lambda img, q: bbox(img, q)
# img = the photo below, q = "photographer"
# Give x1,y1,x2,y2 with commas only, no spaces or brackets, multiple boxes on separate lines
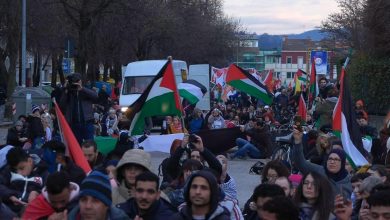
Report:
59,73,98,144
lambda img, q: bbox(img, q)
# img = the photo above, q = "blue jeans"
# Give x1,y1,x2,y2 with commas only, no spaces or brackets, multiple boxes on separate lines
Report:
233,138,261,158
72,122,94,144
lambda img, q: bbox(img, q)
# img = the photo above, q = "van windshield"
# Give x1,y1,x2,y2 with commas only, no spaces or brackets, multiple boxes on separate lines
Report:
122,76,154,95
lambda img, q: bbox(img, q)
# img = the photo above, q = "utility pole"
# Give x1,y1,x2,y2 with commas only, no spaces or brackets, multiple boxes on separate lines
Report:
21,0,26,87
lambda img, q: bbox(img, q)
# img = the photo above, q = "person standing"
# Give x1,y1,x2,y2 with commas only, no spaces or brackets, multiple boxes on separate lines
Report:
59,73,98,144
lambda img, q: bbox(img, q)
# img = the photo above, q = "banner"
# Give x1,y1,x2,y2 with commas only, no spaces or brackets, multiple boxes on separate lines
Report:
310,50,328,76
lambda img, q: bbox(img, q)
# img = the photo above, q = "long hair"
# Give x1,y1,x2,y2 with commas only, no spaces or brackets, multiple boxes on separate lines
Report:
294,171,334,220
261,160,290,183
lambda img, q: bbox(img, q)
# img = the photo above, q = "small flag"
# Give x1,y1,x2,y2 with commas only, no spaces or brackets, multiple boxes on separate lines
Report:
263,69,274,92
226,64,273,105
298,94,307,122
178,79,207,104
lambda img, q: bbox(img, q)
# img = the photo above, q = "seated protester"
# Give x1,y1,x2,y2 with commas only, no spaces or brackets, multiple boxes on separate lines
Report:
292,127,353,200
101,108,119,136
23,171,79,219
208,108,226,129
350,173,371,220
117,172,177,219
0,147,48,213
217,154,238,201
169,116,188,134
165,135,223,187
113,149,152,205
274,176,293,198
81,140,105,169
171,170,230,220
243,184,285,220
189,108,205,133
229,119,273,160
367,164,389,184
68,171,129,220
27,104,45,149
6,120,29,148
261,160,290,184
259,196,299,220
357,112,378,139
43,140,86,185
164,159,204,208
367,188,390,220
293,171,336,220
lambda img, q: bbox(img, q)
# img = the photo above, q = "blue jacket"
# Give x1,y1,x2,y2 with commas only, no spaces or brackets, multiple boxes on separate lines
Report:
117,198,177,220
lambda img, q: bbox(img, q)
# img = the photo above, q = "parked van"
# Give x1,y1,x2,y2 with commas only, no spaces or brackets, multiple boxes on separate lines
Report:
120,60,188,112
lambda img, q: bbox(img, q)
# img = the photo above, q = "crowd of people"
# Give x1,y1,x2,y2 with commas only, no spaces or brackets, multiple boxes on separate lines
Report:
0,73,390,220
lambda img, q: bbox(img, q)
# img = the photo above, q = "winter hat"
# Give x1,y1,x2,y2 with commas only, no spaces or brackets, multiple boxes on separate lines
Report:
32,104,40,113
288,174,303,187
359,176,382,194
79,171,112,207
15,120,23,126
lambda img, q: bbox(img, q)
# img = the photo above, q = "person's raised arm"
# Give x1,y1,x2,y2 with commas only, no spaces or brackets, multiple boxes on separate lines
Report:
292,126,324,175
192,135,222,175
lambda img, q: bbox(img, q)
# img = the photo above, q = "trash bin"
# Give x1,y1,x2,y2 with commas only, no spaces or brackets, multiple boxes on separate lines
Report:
11,87,51,120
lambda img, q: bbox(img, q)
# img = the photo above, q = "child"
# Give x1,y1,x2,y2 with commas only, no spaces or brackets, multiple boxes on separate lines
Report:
0,148,48,213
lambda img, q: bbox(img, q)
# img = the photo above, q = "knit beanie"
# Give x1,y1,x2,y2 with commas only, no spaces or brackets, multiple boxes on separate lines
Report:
32,104,40,113
79,171,112,207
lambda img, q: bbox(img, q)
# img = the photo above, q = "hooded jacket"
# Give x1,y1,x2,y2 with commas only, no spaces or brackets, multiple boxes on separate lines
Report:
22,182,79,220
112,149,151,205
171,170,230,220
116,197,177,220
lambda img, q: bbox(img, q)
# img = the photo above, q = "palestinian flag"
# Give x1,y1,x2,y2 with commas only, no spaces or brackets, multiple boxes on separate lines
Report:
178,79,207,104
226,64,273,105
263,69,274,92
333,67,369,166
54,102,91,173
298,94,307,122
294,69,307,94
296,69,308,82
128,60,182,135
309,58,317,108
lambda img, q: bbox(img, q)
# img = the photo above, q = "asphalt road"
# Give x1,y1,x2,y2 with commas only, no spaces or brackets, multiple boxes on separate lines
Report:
0,125,259,208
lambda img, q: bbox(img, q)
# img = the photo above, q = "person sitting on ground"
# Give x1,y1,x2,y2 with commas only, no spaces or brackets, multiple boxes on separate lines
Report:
112,149,152,205
41,140,86,185
293,171,336,220
243,184,286,220
261,160,291,184
208,108,226,129
367,188,390,220
22,171,80,219
0,147,48,213
68,171,129,220
27,104,45,149
169,116,188,134
117,171,177,219
229,119,272,160
81,140,105,169
171,170,230,220
260,196,299,220
292,126,353,199
6,120,29,148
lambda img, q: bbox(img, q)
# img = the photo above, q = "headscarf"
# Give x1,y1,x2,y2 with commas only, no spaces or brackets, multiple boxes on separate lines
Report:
325,149,348,182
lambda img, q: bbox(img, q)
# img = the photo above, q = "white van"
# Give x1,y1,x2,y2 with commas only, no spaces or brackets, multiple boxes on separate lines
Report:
120,60,188,112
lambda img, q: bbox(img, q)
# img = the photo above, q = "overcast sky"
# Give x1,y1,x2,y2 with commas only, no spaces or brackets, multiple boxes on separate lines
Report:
223,0,340,35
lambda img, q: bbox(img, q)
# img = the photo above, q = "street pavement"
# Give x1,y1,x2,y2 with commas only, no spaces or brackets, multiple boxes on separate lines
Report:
0,124,259,208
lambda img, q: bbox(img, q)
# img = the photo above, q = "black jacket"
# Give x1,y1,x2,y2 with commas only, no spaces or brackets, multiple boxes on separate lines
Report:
27,115,45,140
58,157,86,185
245,127,273,158
117,198,177,220
6,127,28,147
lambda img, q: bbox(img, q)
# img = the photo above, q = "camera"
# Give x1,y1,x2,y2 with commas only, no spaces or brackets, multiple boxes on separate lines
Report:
188,134,198,149
66,73,81,90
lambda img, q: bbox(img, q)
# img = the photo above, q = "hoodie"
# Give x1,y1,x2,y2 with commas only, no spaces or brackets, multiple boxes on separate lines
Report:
171,170,230,220
22,182,79,220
